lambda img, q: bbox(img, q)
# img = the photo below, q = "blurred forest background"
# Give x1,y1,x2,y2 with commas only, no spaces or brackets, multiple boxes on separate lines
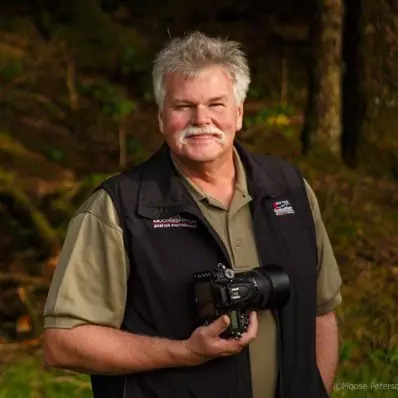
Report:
0,0,397,396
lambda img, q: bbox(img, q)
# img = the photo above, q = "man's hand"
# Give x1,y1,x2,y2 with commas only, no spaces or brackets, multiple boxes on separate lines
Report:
184,311,258,365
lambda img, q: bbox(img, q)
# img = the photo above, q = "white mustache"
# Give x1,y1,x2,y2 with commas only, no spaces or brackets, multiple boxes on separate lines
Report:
178,126,226,144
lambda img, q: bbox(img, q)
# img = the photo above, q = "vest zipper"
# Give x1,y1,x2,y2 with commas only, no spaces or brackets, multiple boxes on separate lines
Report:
252,198,284,398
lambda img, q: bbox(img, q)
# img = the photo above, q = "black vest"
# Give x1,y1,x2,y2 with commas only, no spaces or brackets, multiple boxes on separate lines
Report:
91,142,328,398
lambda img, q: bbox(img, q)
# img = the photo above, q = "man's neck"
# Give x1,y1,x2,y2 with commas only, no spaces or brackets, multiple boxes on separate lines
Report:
172,151,236,206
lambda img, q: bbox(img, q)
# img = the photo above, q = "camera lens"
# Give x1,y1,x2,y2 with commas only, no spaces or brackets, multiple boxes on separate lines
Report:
245,264,291,310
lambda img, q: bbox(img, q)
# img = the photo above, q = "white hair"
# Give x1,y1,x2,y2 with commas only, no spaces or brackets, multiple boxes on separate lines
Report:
152,31,251,108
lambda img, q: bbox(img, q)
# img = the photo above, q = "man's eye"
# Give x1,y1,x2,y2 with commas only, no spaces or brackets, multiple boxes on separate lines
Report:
210,103,224,107
176,104,191,109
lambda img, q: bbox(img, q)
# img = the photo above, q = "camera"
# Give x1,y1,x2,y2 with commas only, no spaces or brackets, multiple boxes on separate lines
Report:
192,263,291,339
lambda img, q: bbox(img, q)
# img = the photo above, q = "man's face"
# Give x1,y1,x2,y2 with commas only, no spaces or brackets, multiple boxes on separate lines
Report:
158,65,243,163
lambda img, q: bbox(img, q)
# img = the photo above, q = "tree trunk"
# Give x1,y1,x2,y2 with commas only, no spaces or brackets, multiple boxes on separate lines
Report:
343,0,398,177
31,0,54,40
301,0,344,154
341,0,362,167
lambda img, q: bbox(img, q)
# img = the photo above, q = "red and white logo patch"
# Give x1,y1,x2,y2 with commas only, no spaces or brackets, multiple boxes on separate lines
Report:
273,200,295,216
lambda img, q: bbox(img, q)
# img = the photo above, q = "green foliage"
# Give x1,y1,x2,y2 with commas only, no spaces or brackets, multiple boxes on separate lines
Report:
0,356,92,398
120,45,153,103
126,137,149,163
82,173,113,187
120,45,146,74
259,103,295,118
369,347,398,367
142,89,154,103
246,85,263,100
339,340,357,362
244,104,296,139
81,79,136,120
245,104,295,127
42,147,66,162
0,130,32,157
0,60,23,81
117,100,136,120
332,348,398,397
81,79,114,102
339,267,398,355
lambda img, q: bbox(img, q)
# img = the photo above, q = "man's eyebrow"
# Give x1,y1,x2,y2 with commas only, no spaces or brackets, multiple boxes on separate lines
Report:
171,96,228,104
208,96,228,102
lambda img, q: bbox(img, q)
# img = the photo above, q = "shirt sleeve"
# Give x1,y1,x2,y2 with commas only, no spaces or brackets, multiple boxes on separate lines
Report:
304,180,343,316
43,189,129,329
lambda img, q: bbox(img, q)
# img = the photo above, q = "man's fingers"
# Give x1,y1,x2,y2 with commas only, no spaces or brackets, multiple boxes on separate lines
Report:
247,311,258,333
206,315,230,337
238,312,258,345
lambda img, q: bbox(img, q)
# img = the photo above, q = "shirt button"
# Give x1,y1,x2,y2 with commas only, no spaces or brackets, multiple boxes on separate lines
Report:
236,240,241,247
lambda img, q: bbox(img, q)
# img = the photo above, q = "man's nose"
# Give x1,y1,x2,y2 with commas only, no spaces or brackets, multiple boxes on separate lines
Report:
192,105,210,125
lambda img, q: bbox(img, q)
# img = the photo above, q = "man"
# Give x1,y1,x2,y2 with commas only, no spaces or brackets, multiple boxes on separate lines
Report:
43,32,342,398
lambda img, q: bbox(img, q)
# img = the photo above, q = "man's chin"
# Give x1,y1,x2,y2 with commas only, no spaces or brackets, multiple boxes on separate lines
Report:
171,142,231,163
190,156,218,163
183,151,224,163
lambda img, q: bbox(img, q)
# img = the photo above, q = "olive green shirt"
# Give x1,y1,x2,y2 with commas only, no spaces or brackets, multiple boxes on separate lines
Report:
44,151,342,398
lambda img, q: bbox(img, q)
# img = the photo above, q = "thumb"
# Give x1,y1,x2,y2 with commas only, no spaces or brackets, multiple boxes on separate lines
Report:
206,315,230,337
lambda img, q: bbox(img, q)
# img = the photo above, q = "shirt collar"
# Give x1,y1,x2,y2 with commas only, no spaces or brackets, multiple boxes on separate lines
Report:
170,148,249,202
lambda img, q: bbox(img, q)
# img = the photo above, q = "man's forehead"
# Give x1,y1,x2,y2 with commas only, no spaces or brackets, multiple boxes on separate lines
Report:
164,66,233,85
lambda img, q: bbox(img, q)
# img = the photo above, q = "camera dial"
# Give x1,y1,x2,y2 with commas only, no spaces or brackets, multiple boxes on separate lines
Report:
224,268,235,279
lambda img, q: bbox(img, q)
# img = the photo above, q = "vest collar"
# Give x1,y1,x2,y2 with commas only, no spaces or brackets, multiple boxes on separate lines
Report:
233,140,285,199
137,141,285,219
137,144,192,219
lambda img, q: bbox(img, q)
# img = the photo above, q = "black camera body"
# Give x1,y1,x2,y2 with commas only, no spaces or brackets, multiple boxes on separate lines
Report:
192,263,291,339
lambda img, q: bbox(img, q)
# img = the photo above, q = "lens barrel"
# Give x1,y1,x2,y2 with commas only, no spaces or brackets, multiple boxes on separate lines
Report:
246,264,291,310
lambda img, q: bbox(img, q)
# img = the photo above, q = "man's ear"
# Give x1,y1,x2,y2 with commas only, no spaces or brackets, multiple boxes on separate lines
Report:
236,104,244,131
158,109,164,134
